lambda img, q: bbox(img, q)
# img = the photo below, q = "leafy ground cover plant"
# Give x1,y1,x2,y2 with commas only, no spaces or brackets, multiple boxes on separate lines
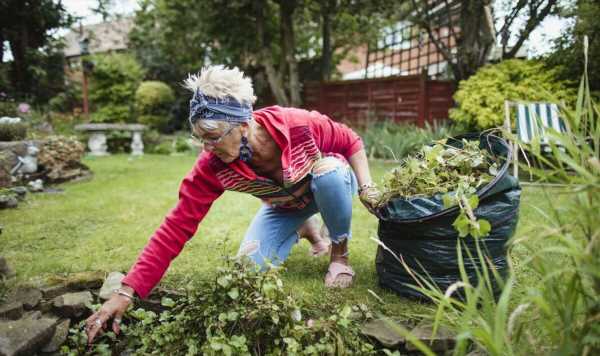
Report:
378,139,499,238
61,256,380,355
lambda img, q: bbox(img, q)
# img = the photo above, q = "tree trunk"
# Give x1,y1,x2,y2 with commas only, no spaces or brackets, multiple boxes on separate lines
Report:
0,31,4,65
7,24,29,95
454,1,494,82
320,0,335,81
254,0,289,106
279,0,301,106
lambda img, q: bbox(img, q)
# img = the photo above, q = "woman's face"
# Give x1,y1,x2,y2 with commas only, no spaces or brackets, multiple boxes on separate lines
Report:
193,123,247,163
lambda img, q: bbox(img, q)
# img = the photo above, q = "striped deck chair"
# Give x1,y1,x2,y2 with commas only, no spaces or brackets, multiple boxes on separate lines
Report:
504,101,567,177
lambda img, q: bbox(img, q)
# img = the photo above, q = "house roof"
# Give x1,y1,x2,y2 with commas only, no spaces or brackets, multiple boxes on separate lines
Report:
62,17,133,58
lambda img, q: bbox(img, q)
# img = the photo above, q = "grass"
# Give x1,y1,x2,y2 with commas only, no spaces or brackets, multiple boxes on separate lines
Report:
0,153,570,319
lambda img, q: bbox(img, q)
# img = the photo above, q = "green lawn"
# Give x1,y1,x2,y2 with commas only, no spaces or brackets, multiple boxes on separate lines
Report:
0,154,567,318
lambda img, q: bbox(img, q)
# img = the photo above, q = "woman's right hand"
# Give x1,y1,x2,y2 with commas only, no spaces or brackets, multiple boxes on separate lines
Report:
85,286,134,344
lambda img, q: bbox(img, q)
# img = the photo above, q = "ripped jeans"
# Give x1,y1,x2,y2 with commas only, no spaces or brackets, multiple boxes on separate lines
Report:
237,157,358,268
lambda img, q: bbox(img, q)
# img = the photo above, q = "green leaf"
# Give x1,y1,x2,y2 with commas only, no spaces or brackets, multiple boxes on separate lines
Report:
217,275,231,288
477,219,492,237
452,214,470,238
467,194,479,210
442,193,454,208
160,297,175,308
227,288,239,300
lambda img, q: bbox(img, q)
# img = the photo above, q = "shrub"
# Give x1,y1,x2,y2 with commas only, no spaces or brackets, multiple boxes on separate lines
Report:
0,101,17,117
106,131,132,153
89,54,145,123
151,141,172,155
48,82,82,113
0,123,27,141
173,136,192,153
360,120,460,160
449,59,574,130
135,81,175,132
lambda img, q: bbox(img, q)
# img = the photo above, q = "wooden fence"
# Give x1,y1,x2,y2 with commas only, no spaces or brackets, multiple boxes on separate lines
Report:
303,73,455,127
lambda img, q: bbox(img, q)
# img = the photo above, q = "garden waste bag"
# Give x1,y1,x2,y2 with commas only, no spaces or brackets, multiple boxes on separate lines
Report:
375,133,521,300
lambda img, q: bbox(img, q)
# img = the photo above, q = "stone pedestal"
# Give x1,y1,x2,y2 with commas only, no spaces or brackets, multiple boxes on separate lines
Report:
131,131,144,156
87,132,108,156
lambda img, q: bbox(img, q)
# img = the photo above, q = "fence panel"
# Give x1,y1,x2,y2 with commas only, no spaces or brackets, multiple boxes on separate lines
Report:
303,74,455,127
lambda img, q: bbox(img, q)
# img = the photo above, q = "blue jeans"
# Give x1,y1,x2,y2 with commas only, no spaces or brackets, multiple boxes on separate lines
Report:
237,158,358,268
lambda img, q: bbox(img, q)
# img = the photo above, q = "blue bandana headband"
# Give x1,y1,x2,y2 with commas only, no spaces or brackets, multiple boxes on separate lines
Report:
188,89,253,125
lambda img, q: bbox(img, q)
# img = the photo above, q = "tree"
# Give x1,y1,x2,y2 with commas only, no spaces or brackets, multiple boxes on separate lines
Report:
129,0,390,108
406,0,560,82
0,0,73,100
544,0,600,93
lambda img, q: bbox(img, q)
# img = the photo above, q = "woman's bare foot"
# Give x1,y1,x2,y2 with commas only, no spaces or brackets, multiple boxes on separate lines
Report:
298,215,330,257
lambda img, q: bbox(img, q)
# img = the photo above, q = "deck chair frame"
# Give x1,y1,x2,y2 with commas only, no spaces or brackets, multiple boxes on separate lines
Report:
504,100,566,177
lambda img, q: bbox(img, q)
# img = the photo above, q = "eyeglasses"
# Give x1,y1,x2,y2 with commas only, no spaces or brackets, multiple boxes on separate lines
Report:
190,125,236,145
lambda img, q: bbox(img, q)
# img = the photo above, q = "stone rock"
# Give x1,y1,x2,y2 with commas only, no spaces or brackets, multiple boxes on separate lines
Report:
41,319,70,353
0,257,15,278
22,310,42,320
0,314,57,356
0,302,23,320
39,284,71,300
54,271,105,291
99,272,125,300
0,195,17,209
8,187,26,200
27,179,43,192
52,291,93,318
405,322,455,352
8,287,42,310
360,318,406,348
37,301,53,314
136,298,164,314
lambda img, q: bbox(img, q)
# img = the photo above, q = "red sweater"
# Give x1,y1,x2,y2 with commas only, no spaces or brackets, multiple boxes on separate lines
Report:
122,106,363,298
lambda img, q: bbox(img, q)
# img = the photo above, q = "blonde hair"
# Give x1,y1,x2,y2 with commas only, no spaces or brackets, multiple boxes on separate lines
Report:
183,65,257,105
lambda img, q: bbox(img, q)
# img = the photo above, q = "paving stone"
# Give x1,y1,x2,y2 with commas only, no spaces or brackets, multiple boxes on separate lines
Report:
8,187,27,200
0,195,18,209
41,319,70,353
99,272,125,300
37,300,53,314
136,298,164,314
52,291,93,318
22,310,42,320
360,318,406,348
39,284,71,300
0,314,57,356
0,302,23,320
8,287,42,310
62,271,105,290
405,322,455,352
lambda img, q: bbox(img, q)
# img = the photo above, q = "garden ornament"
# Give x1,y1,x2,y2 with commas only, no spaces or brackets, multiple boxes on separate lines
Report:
10,144,39,176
